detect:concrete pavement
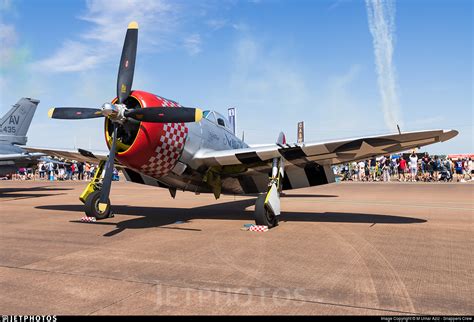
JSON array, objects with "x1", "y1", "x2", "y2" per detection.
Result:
[{"x1": 0, "y1": 180, "x2": 472, "y2": 315}]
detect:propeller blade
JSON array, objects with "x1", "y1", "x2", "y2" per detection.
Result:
[
  {"x1": 98, "y1": 123, "x2": 118, "y2": 211},
  {"x1": 48, "y1": 107, "x2": 103, "y2": 119},
  {"x1": 124, "y1": 107, "x2": 203, "y2": 123},
  {"x1": 117, "y1": 21, "x2": 138, "y2": 104}
]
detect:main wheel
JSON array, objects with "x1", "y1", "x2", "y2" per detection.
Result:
[
  {"x1": 254, "y1": 194, "x2": 279, "y2": 228},
  {"x1": 84, "y1": 190, "x2": 111, "y2": 219}
]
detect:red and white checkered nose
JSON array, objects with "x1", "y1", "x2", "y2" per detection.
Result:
[
  {"x1": 108, "y1": 91, "x2": 190, "y2": 179},
  {"x1": 139, "y1": 122, "x2": 188, "y2": 178}
]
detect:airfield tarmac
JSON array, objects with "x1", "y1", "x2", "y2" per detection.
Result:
[{"x1": 0, "y1": 180, "x2": 472, "y2": 315}]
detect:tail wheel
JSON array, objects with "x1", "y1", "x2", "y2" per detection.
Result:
[
  {"x1": 254, "y1": 195, "x2": 279, "y2": 228},
  {"x1": 85, "y1": 190, "x2": 111, "y2": 219}
]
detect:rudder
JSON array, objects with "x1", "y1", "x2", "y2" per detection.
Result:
[{"x1": 0, "y1": 98, "x2": 40, "y2": 139}]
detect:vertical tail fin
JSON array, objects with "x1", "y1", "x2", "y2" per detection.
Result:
[
  {"x1": 0, "y1": 98, "x2": 40, "y2": 145},
  {"x1": 276, "y1": 131, "x2": 286, "y2": 145}
]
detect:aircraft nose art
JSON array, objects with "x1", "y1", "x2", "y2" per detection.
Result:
[{"x1": 111, "y1": 91, "x2": 188, "y2": 178}]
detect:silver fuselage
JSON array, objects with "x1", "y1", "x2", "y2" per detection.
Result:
[{"x1": 148, "y1": 116, "x2": 253, "y2": 194}]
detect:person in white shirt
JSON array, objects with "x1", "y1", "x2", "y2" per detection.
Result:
[
  {"x1": 466, "y1": 158, "x2": 473, "y2": 181},
  {"x1": 351, "y1": 161, "x2": 358, "y2": 181},
  {"x1": 358, "y1": 161, "x2": 365, "y2": 181},
  {"x1": 409, "y1": 152, "x2": 418, "y2": 182},
  {"x1": 382, "y1": 156, "x2": 391, "y2": 182}
]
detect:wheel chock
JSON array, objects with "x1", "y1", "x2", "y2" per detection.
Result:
[
  {"x1": 249, "y1": 225, "x2": 268, "y2": 232},
  {"x1": 241, "y1": 224, "x2": 269, "y2": 232}
]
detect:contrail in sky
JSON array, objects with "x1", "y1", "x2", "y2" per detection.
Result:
[{"x1": 365, "y1": 0, "x2": 402, "y2": 131}]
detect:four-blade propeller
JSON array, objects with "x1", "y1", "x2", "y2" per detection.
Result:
[
  {"x1": 48, "y1": 21, "x2": 203, "y2": 217},
  {"x1": 47, "y1": 21, "x2": 203, "y2": 125}
]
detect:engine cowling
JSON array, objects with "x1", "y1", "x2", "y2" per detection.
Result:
[{"x1": 105, "y1": 90, "x2": 189, "y2": 178}]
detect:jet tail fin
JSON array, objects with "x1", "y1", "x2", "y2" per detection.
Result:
[{"x1": 0, "y1": 98, "x2": 40, "y2": 145}]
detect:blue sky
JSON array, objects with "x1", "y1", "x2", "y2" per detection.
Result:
[{"x1": 1, "y1": 0, "x2": 472, "y2": 154}]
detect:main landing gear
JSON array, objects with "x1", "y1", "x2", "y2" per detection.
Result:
[
  {"x1": 254, "y1": 157, "x2": 283, "y2": 229},
  {"x1": 79, "y1": 160, "x2": 113, "y2": 219}
]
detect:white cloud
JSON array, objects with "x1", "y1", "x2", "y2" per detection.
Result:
[
  {"x1": 80, "y1": 0, "x2": 176, "y2": 46},
  {"x1": 232, "y1": 22, "x2": 249, "y2": 32},
  {"x1": 365, "y1": 0, "x2": 402, "y2": 131},
  {"x1": 216, "y1": 37, "x2": 313, "y2": 142},
  {"x1": 183, "y1": 34, "x2": 202, "y2": 55},
  {"x1": 0, "y1": 23, "x2": 17, "y2": 65},
  {"x1": 0, "y1": 0, "x2": 12, "y2": 11},
  {"x1": 206, "y1": 19, "x2": 227, "y2": 30},
  {"x1": 405, "y1": 116, "x2": 445, "y2": 128},
  {"x1": 0, "y1": 23, "x2": 15, "y2": 42},
  {"x1": 0, "y1": 75, "x2": 6, "y2": 99},
  {"x1": 33, "y1": 40, "x2": 105, "y2": 73},
  {"x1": 327, "y1": 0, "x2": 350, "y2": 11},
  {"x1": 231, "y1": 37, "x2": 309, "y2": 108},
  {"x1": 33, "y1": 0, "x2": 179, "y2": 73},
  {"x1": 212, "y1": 36, "x2": 379, "y2": 143},
  {"x1": 319, "y1": 65, "x2": 368, "y2": 131},
  {"x1": 328, "y1": 64, "x2": 361, "y2": 91},
  {"x1": 324, "y1": 64, "x2": 362, "y2": 120},
  {"x1": 0, "y1": 22, "x2": 46, "y2": 111},
  {"x1": 31, "y1": 0, "x2": 251, "y2": 73}
]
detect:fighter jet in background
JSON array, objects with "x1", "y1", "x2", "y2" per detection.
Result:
[{"x1": 0, "y1": 98, "x2": 44, "y2": 176}]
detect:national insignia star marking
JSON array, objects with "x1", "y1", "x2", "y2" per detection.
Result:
[{"x1": 348, "y1": 141, "x2": 390, "y2": 159}]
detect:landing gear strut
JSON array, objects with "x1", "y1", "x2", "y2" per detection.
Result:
[
  {"x1": 79, "y1": 160, "x2": 113, "y2": 219},
  {"x1": 254, "y1": 157, "x2": 283, "y2": 229}
]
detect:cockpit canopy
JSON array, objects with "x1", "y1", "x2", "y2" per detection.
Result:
[{"x1": 203, "y1": 110, "x2": 233, "y2": 132}]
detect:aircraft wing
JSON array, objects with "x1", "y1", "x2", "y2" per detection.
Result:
[
  {"x1": 192, "y1": 129, "x2": 457, "y2": 193},
  {"x1": 0, "y1": 152, "x2": 45, "y2": 161},
  {"x1": 196, "y1": 129, "x2": 458, "y2": 167},
  {"x1": 24, "y1": 147, "x2": 111, "y2": 164}
]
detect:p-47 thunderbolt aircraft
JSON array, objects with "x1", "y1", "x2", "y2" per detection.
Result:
[{"x1": 27, "y1": 22, "x2": 458, "y2": 228}]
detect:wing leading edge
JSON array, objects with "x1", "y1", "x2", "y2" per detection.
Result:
[
  {"x1": 24, "y1": 147, "x2": 110, "y2": 164},
  {"x1": 195, "y1": 129, "x2": 458, "y2": 167}
]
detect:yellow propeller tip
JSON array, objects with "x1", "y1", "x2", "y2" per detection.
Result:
[
  {"x1": 128, "y1": 21, "x2": 138, "y2": 29},
  {"x1": 195, "y1": 108, "x2": 203, "y2": 122},
  {"x1": 47, "y1": 108, "x2": 55, "y2": 118}
]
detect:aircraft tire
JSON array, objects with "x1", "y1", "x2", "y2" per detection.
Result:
[
  {"x1": 85, "y1": 190, "x2": 111, "y2": 219},
  {"x1": 254, "y1": 194, "x2": 279, "y2": 228}
]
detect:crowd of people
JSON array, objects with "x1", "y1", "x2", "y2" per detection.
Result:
[
  {"x1": 334, "y1": 152, "x2": 473, "y2": 183},
  {"x1": 11, "y1": 160, "x2": 119, "y2": 181},
  {"x1": 6, "y1": 153, "x2": 474, "y2": 184}
]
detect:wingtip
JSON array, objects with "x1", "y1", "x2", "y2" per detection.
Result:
[
  {"x1": 440, "y1": 129, "x2": 459, "y2": 142},
  {"x1": 128, "y1": 21, "x2": 139, "y2": 29},
  {"x1": 48, "y1": 108, "x2": 55, "y2": 118}
]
